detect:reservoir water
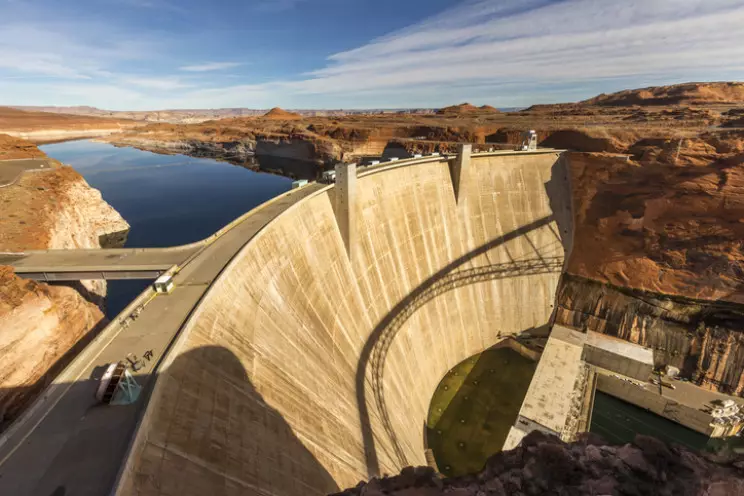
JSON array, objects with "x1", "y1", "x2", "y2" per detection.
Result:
[
  {"x1": 40, "y1": 140, "x2": 293, "y2": 317},
  {"x1": 590, "y1": 391, "x2": 709, "y2": 451}
]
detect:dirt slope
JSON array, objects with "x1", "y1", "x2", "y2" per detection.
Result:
[
  {"x1": 262, "y1": 107, "x2": 303, "y2": 120},
  {"x1": 0, "y1": 106, "x2": 131, "y2": 131},
  {"x1": 0, "y1": 133, "x2": 50, "y2": 160},
  {"x1": 583, "y1": 82, "x2": 744, "y2": 106},
  {"x1": 436, "y1": 103, "x2": 480, "y2": 115}
]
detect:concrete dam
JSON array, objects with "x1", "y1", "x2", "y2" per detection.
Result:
[{"x1": 116, "y1": 149, "x2": 573, "y2": 494}]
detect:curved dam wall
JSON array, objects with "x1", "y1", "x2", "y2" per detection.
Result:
[{"x1": 117, "y1": 151, "x2": 572, "y2": 495}]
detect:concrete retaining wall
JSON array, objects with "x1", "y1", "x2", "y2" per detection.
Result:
[
  {"x1": 117, "y1": 151, "x2": 572, "y2": 495},
  {"x1": 596, "y1": 374, "x2": 713, "y2": 435}
]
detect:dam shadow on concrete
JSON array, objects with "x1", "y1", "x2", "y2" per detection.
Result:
[
  {"x1": 354, "y1": 158, "x2": 574, "y2": 477},
  {"x1": 0, "y1": 346, "x2": 338, "y2": 496}
]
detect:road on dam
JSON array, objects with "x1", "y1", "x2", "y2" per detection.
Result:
[
  {"x1": 0, "y1": 149, "x2": 571, "y2": 496},
  {"x1": 111, "y1": 149, "x2": 571, "y2": 495},
  {"x1": 0, "y1": 182, "x2": 324, "y2": 496}
]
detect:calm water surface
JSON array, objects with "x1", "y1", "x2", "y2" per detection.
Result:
[
  {"x1": 40, "y1": 140, "x2": 292, "y2": 317},
  {"x1": 590, "y1": 391, "x2": 710, "y2": 451}
]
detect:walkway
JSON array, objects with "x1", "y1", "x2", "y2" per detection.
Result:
[{"x1": 0, "y1": 183, "x2": 324, "y2": 496}]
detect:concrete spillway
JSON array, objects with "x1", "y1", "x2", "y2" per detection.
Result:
[{"x1": 116, "y1": 150, "x2": 573, "y2": 495}]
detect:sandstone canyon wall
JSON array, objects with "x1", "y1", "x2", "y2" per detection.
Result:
[
  {"x1": 554, "y1": 274, "x2": 744, "y2": 395},
  {"x1": 0, "y1": 134, "x2": 129, "y2": 428},
  {"x1": 0, "y1": 268, "x2": 106, "y2": 428},
  {"x1": 558, "y1": 150, "x2": 744, "y2": 396}
]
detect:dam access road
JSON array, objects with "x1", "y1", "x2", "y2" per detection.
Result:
[
  {"x1": 0, "y1": 158, "x2": 53, "y2": 188},
  {"x1": 0, "y1": 148, "x2": 571, "y2": 496},
  {"x1": 0, "y1": 181, "x2": 323, "y2": 495}
]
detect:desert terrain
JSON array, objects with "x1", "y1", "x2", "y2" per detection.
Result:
[
  {"x1": 0, "y1": 106, "x2": 135, "y2": 143},
  {"x1": 2, "y1": 80, "x2": 744, "y2": 428},
  {"x1": 11, "y1": 105, "x2": 434, "y2": 124}
]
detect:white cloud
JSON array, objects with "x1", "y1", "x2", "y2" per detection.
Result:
[
  {"x1": 2, "y1": 0, "x2": 744, "y2": 109},
  {"x1": 295, "y1": 0, "x2": 744, "y2": 95},
  {"x1": 0, "y1": 21, "x2": 158, "y2": 80},
  {"x1": 155, "y1": 0, "x2": 744, "y2": 108},
  {"x1": 120, "y1": 76, "x2": 192, "y2": 90},
  {"x1": 179, "y1": 62, "x2": 243, "y2": 72}
]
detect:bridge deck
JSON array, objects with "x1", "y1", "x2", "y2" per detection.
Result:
[
  {"x1": 0, "y1": 183, "x2": 324, "y2": 496},
  {"x1": 1, "y1": 246, "x2": 200, "y2": 280}
]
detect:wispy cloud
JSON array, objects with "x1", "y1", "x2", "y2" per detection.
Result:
[
  {"x1": 2, "y1": 0, "x2": 744, "y2": 109},
  {"x1": 0, "y1": 21, "x2": 157, "y2": 80},
  {"x1": 293, "y1": 0, "x2": 744, "y2": 94},
  {"x1": 252, "y1": 0, "x2": 307, "y2": 13},
  {"x1": 179, "y1": 62, "x2": 243, "y2": 72},
  {"x1": 161, "y1": 0, "x2": 744, "y2": 108},
  {"x1": 120, "y1": 76, "x2": 192, "y2": 90}
]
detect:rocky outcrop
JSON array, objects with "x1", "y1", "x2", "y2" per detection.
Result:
[
  {"x1": 0, "y1": 133, "x2": 49, "y2": 160},
  {"x1": 566, "y1": 150, "x2": 744, "y2": 303},
  {"x1": 0, "y1": 165, "x2": 129, "y2": 301},
  {"x1": 334, "y1": 431, "x2": 744, "y2": 496},
  {"x1": 43, "y1": 170, "x2": 129, "y2": 250},
  {"x1": 109, "y1": 132, "x2": 345, "y2": 167},
  {"x1": 436, "y1": 103, "x2": 480, "y2": 115},
  {"x1": 583, "y1": 82, "x2": 744, "y2": 107},
  {"x1": 262, "y1": 107, "x2": 302, "y2": 120},
  {"x1": 0, "y1": 267, "x2": 106, "y2": 428},
  {"x1": 110, "y1": 136, "x2": 258, "y2": 164}
]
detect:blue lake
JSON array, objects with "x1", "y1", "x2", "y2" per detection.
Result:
[{"x1": 40, "y1": 139, "x2": 293, "y2": 317}]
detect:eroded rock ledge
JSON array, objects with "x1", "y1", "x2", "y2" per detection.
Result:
[
  {"x1": 334, "y1": 432, "x2": 744, "y2": 496},
  {"x1": 0, "y1": 268, "x2": 106, "y2": 428}
]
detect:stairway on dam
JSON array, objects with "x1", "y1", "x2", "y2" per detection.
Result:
[{"x1": 111, "y1": 148, "x2": 573, "y2": 495}]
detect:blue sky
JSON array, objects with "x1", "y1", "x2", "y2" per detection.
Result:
[{"x1": 1, "y1": 0, "x2": 743, "y2": 110}]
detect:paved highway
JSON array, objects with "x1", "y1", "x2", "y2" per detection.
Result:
[
  {"x1": 0, "y1": 158, "x2": 52, "y2": 188},
  {"x1": 0, "y1": 183, "x2": 325, "y2": 496}
]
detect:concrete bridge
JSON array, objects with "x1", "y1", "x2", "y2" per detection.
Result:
[
  {"x1": 0, "y1": 148, "x2": 572, "y2": 496},
  {"x1": 0, "y1": 247, "x2": 197, "y2": 280}
]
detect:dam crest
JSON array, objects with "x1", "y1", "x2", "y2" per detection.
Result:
[{"x1": 116, "y1": 149, "x2": 573, "y2": 494}]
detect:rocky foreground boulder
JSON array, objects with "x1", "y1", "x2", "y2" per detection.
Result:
[{"x1": 334, "y1": 432, "x2": 744, "y2": 496}]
